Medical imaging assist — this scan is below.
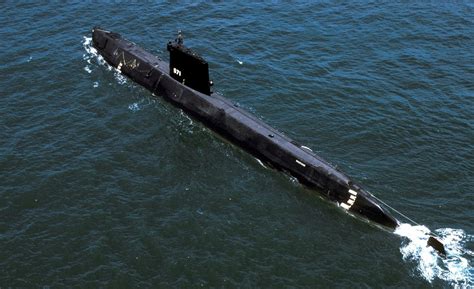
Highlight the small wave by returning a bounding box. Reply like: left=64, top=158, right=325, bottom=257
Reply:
left=128, top=102, right=141, bottom=112
left=176, top=110, right=196, bottom=134
left=395, top=223, right=473, bottom=287
left=127, top=98, right=157, bottom=112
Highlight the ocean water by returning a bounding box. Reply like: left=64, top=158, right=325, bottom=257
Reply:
left=1, top=1, right=473, bottom=288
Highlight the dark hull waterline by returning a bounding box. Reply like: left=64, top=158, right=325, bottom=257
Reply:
left=91, top=27, right=446, bottom=255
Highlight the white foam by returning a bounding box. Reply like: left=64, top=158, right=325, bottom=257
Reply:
left=288, top=175, right=298, bottom=185
left=82, top=36, right=126, bottom=84
left=82, top=36, right=102, bottom=65
left=113, top=69, right=128, bottom=85
left=255, top=158, right=267, bottom=168
left=395, top=223, right=473, bottom=287
left=128, top=102, right=140, bottom=112
left=179, top=110, right=194, bottom=124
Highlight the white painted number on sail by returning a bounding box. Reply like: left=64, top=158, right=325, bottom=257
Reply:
left=173, top=67, right=182, bottom=76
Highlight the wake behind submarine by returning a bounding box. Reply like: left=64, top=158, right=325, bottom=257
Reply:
left=91, top=27, right=446, bottom=256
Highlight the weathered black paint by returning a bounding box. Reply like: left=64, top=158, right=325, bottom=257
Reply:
left=92, top=27, right=399, bottom=230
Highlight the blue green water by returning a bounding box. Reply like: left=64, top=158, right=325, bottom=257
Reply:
left=1, top=1, right=473, bottom=288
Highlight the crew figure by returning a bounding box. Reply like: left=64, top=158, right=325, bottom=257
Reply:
left=176, top=30, right=184, bottom=45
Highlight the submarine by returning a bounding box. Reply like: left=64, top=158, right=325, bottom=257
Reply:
left=91, top=27, right=446, bottom=255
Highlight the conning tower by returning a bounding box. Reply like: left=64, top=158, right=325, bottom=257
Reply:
left=167, top=31, right=213, bottom=95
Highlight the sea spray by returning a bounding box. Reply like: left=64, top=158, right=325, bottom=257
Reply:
left=82, top=36, right=127, bottom=85
left=395, top=223, right=473, bottom=287
left=83, top=35, right=159, bottom=114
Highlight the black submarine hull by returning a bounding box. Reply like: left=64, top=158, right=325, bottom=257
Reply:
left=91, top=27, right=399, bottom=230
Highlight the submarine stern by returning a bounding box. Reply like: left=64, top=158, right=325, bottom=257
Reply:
left=340, top=188, right=399, bottom=230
